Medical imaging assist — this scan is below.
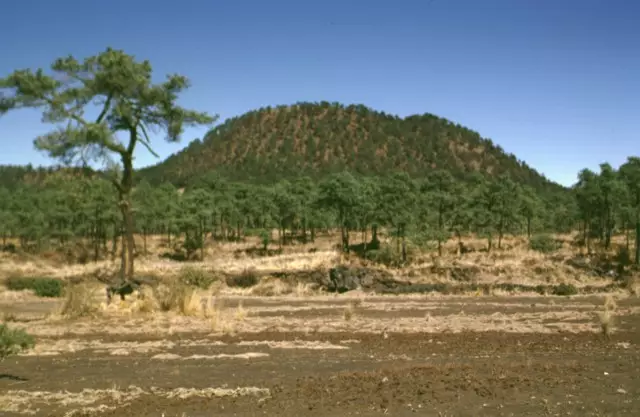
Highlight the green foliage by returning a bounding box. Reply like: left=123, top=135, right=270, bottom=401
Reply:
left=0, top=323, right=35, bottom=360
left=5, top=276, right=65, bottom=297
left=178, top=267, right=218, bottom=289
left=529, top=234, right=561, bottom=254
left=260, top=229, right=271, bottom=251
left=0, top=47, right=217, bottom=281
left=552, top=283, right=578, bottom=296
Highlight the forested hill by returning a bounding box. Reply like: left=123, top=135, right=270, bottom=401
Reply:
left=0, top=165, right=95, bottom=190
left=138, top=102, right=565, bottom=193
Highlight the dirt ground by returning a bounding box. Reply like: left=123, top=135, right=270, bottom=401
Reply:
left=1, top=294, right=639, bottom=417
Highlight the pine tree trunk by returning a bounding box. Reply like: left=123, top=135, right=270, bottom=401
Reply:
left=111, top=222, right=118, bottom=260
left=401, top=227, right=407, bottom=263
left=200, top=221, right=205, bottom=260
left=118, top=198, right=135, bottom=283
left=118, top=154, right=136, bottom=284
left=635, top=219, right=640, bottom=265
left=625, top=223, right=630, bottom=252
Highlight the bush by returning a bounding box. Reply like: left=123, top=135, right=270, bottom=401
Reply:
left=153, top=280, right=195, bottom=313
left=58, top=283, right=100, bottom=318
left=260, top=230, right=271, bottom=251
left=5, top=276, right=65, bottom=297
left=365, top=243, right=416, bottom=267
left=226, top=268, right=260, bottom=288
left=552, top=283, right=578, bottom=296
left=183, top=233, right=204, bottom=259
left=178, top=267, right=218, bottom=289
left=529, top=234, right=561, bottom=254
left=0, top=323, right=35, bottom=360
left=615, top=246, right=632, bottom=266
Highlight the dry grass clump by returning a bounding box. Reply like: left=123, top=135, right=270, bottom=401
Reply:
left=226, top=268, right=260, bottom=288
left=56, top=283, right=101, bottom=319
left=343, top=300, right=358, bottom=321
left=626, top=276, right=640, bottom=296
left=177, top=266, right=219, bottom=289
left=234, top=301, right=247, bottom=321
left=152, top=280, right=208, bottom=316
left=597, top=295, right=617, bottom=337
left=250, top=277, right=317, bottom=297
left=251, top=277, right=293, bottom=296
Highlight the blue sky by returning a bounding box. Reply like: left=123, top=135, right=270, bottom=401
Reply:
left=0, top=0, right=637, bottom=186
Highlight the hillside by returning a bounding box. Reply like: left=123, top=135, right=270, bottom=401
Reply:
left=138, top=102, right=564, bottom=194
left=0, top=164, right=95, bottom=189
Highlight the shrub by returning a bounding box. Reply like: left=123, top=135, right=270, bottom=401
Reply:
left=5, top=276, right=65, bottom=297
left=260, top=230, right=271, bottom=252
left=58, top=283, right=100, bottom=318
left=183, top=233, right=204, bottom=259
left=552, top=283, right=578, bottom=296
left=226, top=268, right=260, bottom=288
left=365, top=243, right=416, bottom=267
left=615, top=246, right=632, bottom=266
left=0, top=323, right=35, bottom=360
left=178, top=267, right=217, bottom=289
left=529, top=234, right=561, bottom=253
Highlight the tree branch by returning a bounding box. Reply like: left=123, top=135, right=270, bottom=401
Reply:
left=138, top=122, right=160, bottom=158
left=96, top=93, right=113, bottom=123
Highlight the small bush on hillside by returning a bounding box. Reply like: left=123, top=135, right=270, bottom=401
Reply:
left=529, top=234, right=561, bottom=253
left=178, top=267, right=218, bottom=289
left=226, top=268, right=260, bottom=288
left=552, top=283, right=578, bottom=296
left=5, top=276, right=65, bottom=297
left=0, top=323, right=35, bottom=360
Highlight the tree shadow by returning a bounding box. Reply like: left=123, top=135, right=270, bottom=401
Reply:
left=0, top=373, right=28, bottom=381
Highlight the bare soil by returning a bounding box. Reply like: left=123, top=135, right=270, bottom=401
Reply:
left=1, top=295, right=639, bottom=417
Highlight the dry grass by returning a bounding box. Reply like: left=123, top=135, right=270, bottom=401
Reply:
left=250, top=277, right=317, bottom=297
left=343, top=300, right=357, bottom=321
left=597, top=295, right=618, bottom=337
left=0, top=385, right=270, bottom=416
left=55, top=283, right=102, bottom=319
left=0, top=231, right=627, bottom=298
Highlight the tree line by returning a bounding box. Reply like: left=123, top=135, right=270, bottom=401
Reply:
left=2, top=160, right=640, bottom=267
left=0, top=168, right=570, bottom=259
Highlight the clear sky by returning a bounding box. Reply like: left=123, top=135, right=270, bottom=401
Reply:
left=0, top=0, right=637, bottom=186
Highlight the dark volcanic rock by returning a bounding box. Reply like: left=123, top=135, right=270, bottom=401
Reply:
left=327, top=265, right=404, bottom=293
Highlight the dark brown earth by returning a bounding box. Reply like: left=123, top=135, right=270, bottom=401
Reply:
left=1, top=296, right=639, bottom=417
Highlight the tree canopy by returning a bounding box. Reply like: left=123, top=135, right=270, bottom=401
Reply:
left=0, top=47, right=216, bottom=285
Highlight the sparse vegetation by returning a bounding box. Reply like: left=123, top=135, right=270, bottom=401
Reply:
left=153, top=280, right=195, bottom=314
left=178, top=267, right=218, bottom=290
left=551, top=283, right=578, bottom=297
left=597, top=296, right=617, bottom=338
left=4, top=276, right=65, bottom=297
left=0, top=323, right=35, bottom=360
left=226, top=268, right=260, bottom=288
left=529, top=234, right=561, bottom=254
left=57, top=283, right=101, bottom=318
